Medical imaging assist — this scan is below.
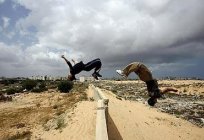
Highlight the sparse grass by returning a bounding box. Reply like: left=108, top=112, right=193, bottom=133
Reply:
left=36, top=103, right=41, bottom=108
left=6, top=130, right=32, bottom=140
left=89, top=97, right=94, bottom=101
left=10, top=123, right=26, bottom=129
left=0, top=82, right=89, bottom=139
left=111, top=89, right=117, bottom=94
left=56, top=110, right=64, bottom=116
left=6, top=88, right=16, bottom=95
left=55, top=118, right=66, bottom=130
left=79, top=93, right=88, bottom=101
left=53, top=104, right=58, bottom=109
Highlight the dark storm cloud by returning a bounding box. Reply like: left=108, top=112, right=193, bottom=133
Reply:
left=102, top=41, right=204, bottom=68
left=63, top=0, right=204, bottom=68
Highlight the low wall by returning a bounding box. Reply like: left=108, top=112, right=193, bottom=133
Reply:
left=96, top=100, right=109, bottom=140
left=90, top=85, right=109, bottom=140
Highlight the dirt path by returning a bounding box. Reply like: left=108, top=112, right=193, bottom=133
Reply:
left=104, top=90, right=204, bottom=140
left=30, top=87, right=96, bottom=140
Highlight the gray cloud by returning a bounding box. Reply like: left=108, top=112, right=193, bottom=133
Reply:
left=0, top=0, right=204, bottom=78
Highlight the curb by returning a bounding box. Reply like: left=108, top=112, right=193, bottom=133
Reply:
left=90, top=85, right=109, bottom=140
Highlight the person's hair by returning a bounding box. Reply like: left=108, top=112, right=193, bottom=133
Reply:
left=68, top=74, right=75, bottom=81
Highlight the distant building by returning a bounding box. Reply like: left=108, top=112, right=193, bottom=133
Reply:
left=29, top=76, right=67, bottom=81
left=79, top=76, right=95, bottom=82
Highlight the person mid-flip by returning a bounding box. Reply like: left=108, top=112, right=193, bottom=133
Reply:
left=61, top=55, right=102, bottom=81
left=116, top=62, right=178, bottom=106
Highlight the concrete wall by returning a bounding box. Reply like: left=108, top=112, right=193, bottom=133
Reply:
left=96, top=100, right=109, bottom=140
left=90, top=85, right=109, bottom=140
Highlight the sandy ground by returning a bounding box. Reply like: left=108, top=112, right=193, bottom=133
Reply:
left=1, top=80, right=203, bottom=140
left=0, top=84, right=96, bottom=140
left=103, top=90, right=204, bottom=140
left=32, top=101, right=96, bottom=140
left=31, top=86, right=97, bottom=140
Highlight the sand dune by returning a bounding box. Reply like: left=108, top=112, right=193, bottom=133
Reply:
left=104, top=90, right=204, bottom=140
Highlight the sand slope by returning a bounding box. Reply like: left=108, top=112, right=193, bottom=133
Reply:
left=104, top=90, right=204, bottom=140
left=37, top=86, right=203, bottom=140
left=17, top=82, right=203, bottom=140
left=33, top=101, right=96, bottom=140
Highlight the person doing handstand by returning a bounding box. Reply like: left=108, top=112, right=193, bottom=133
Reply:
left=116, top=62, right=178, bottom=106
left=61, top=55, right=102, bottom=81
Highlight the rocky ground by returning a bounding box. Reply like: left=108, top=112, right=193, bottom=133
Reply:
left=93, top=80, right=204, bottom=127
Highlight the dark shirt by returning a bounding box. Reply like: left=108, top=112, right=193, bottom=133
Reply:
left=70, top=61, right=85, bottom=75
left=146, top=79, right=159, bottom=92
left=146, top=79, right=161, bottom=97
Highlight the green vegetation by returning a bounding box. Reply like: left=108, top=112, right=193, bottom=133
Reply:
left=6, top=86, right=23, bottom=95
left=6, top=88, right=16, bottom=95
left=7, top=131, right=32, bottom=140
left=58, top=81, right=73, bottom=93
left=55, top=117, right=66, bottom=130
left=32, top=81, right=48, bottom=93
left=1, top=79, right=18, bottom=86
left=22, top=79, right=37, bottom=91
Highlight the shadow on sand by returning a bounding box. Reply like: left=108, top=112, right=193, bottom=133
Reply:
left=107, top=113, right=123, bottom=140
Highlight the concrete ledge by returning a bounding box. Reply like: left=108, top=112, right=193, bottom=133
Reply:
left=89, top=85, right=101, bottom=101
left=96, top=100, right=109, bottom=140
left=96, top=87, right=109, bottom=105
left=90, top=85, right=109, bottom=140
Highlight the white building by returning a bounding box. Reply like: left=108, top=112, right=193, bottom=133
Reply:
left=79, top=76, right=95, bottom=82
left=29, top=76, right=67, bottom=81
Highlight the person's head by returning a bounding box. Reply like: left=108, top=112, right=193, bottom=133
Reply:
left=68, top=74, right=74, bottom=81
left=147, top=97, right=157, bottom=106
left=68, top=74, right=75, bottom=81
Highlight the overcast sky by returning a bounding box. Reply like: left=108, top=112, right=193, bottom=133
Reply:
left=0, top=0, right=204, bottom=79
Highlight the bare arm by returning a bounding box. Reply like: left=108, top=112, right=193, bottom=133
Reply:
left=160, top=87, right=178, bottom=94
left=61, top=55, right=73, bottom=71
left=71, top=59, right=76, bottom=65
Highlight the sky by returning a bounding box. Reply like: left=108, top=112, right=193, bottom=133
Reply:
left=0, top=0, right=204, bottom=79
